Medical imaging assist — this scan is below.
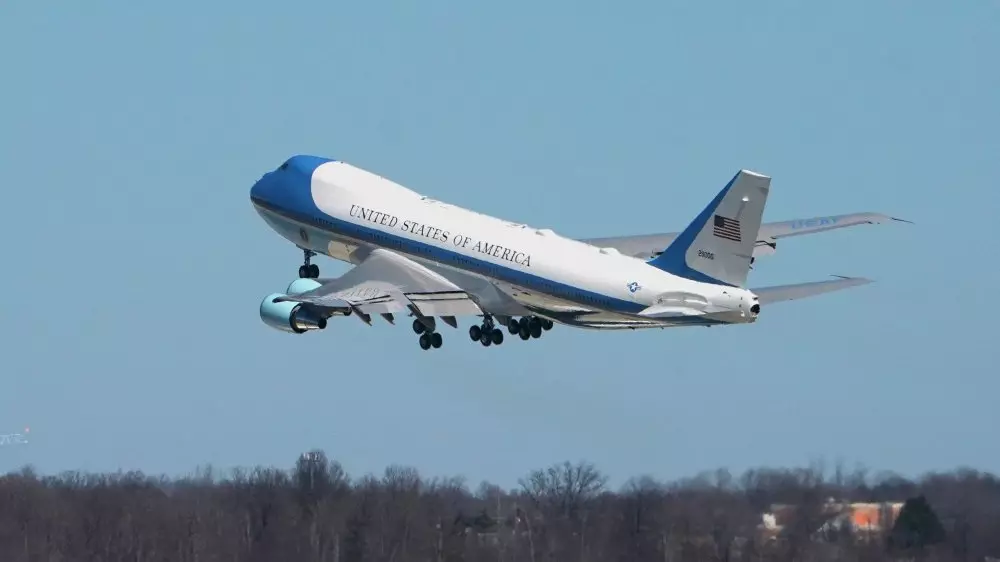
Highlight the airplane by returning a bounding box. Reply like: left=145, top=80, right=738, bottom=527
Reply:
left=250, top=155, right=908, bottom=350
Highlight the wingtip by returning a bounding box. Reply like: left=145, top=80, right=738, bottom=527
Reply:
left=830, top=275, right=875, bottom=284
left=865, top=213, right=913, bottom=225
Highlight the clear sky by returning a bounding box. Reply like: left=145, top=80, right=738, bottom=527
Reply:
left=1, top=1, right=997, bottom=490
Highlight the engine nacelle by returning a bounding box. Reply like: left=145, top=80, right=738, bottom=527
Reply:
left=259, top=292, right=328, bottom=334
left=286, top=278, right=322, bottom=296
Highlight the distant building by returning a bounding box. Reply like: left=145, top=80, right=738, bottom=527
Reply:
left=758, top=499, right=904, bottom=541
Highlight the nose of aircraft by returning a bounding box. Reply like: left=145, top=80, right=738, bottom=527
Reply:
left=250, top=155, right=333, bottom=223
left=249, top=172, right=276, bottom=205
left=249, top=155, right=337, bottom=215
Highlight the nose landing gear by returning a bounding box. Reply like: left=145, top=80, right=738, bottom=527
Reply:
left=298, top=249, right=320, bottom=279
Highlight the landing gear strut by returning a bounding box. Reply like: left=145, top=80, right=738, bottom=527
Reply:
left=469, top=314, right=504, bottom=347
left=413, top=318, right=443, bottom=350
left=298, top=249, right=320, bottom=279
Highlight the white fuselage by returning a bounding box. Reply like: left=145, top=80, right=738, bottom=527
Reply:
left=252, top=160, right=755, bottom=329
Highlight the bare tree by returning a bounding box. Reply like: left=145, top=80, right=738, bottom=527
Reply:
left=1, top=452, right=1000, bottom=562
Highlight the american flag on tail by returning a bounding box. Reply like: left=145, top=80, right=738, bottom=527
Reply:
left=713, top=214, right=741, bottom=242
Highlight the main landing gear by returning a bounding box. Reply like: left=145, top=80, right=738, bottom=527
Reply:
left=506, top=315, right=553, bottom=341
left=469, top=315, right=552, bottom=347
left=413, top=314, right=553, bottom=351
left=469, top=315, right=505, bottom=347
left=298, top=249, right=320, bottom=279
left=413, top=318, right=443, bottom=351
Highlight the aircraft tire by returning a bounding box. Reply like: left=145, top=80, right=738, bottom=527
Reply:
left=529, top=323, right=542, bottom=338
left=541, top=319, right=553, bottom=331
left=519, top=327, right=531, bottom=340
left=308, top=264, right=319, bottom=278
left=507, top=319, right=520, bottom=334
left=431, top=332, right=442, bottom=348
left=491, top=329, right=503, bottom=345
left=469, top=325, right=481, bottom=341
left=419, top=333, right=431, bottom=350
left=413, top=319, right=425, bottom=334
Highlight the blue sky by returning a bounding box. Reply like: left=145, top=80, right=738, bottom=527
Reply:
left=1, top=1, right=997, bottom=489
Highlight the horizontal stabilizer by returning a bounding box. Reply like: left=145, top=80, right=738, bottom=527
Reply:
left=752, top=275, right=873, bottom=305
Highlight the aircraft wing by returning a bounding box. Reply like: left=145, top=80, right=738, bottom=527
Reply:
left=579, top=212, right=909, bottom=260
left=751, top=275, right=873, bottom=305
left=274, top=248, right=484, bottom=321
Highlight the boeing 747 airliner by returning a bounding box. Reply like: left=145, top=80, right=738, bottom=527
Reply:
left=250, top=155, right=907, bottom=350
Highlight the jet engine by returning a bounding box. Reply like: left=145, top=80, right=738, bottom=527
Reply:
left=285, top=277, right=322, bottom=296
left=260, top=293, right=328, bottom=333
left=258, top=278, right=328, bottom=334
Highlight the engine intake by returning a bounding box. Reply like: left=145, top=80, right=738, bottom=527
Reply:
left=259, top=293, right=328, bottom=333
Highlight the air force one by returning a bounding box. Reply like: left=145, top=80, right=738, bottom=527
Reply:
left=250, top=155, right=908, bottom=350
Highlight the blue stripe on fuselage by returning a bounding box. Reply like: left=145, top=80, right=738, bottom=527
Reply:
left=251, top=156, right=680, bottom=318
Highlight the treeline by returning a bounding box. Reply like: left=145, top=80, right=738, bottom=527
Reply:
left=1, top=452, right=999, bottom=562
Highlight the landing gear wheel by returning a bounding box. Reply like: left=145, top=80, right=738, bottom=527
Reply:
left=413, top=319, right=426, bottom=334
left=519, top=326, right=531, bottom=340
left=541, top=319, right=553, bottom=331
left=469, top=325, right=482, bottom=341
left=491, top=328, right=504, bottom=345
left=480, top=332, right=492, bottom=346
left=430, top=332, right=442, bottom=348
left=298, top=265, right=310, bottom=278
left=528, top=317, right=543, bottom=338
left=308, top=263, right=319, bottom=278
left=508, top=318, right=520, bottom=334
left=419, top=333, right=431, bottom=350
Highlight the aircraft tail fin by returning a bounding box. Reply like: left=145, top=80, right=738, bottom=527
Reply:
left=647, top=169, right=771, bottom=287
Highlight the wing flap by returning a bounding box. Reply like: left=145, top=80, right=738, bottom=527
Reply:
left=404, top=292, right=484, bottom=316
left=751, top=275, right=873, bottom=305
